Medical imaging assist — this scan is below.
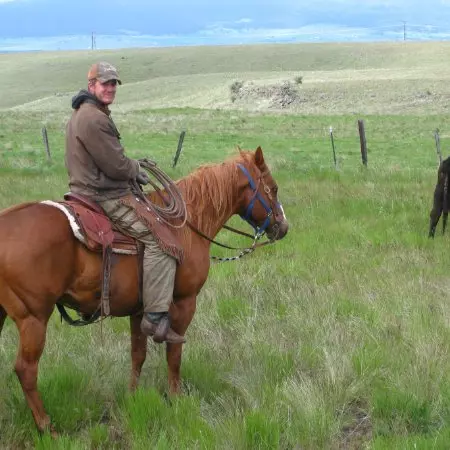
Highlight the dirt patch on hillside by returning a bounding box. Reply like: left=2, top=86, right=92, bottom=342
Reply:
left=230, top=80, right=303, bottom=109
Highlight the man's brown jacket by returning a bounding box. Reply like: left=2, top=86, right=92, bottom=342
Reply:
left=65, top=90, right=139, bottom=201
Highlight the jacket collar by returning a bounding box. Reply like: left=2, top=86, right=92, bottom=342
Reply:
left=71, top=89, right=111, bottom=115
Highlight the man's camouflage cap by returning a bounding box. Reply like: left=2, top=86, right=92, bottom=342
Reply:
left=88, top=61, right=122, bottom=84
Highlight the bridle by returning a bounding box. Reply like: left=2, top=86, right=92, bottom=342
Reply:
left=237, top=163, right=282, bottom=238
left=187, top=163, right=284, bottom=262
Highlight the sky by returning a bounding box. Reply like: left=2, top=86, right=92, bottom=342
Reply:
left=2, top=0, right=450, bottom=51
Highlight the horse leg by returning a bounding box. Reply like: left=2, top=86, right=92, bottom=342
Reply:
left=129, top=313, right=147, bottom=391
left=166, top=297, right=196, bottom=394
left=166, top=342, right=184, bottom=394
left=429, top=190, right=443, bottom=238
left=0, top=306, right=6, bottom=336
left=14, top=314, right=55, bottom=435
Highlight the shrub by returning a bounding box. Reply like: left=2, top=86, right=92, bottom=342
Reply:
left=230, top=81, right=244, bottom=97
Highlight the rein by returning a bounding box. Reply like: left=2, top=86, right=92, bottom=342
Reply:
left=210, top=232, right=267, bottom=262
left=186, top=220, right=272, bottom=251
left=188, top=220, right=272, bottom=263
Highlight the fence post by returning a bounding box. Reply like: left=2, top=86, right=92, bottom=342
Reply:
left=329, top=126, right=338, bottom=169
left=358, top=119, right=368, bottom=167
left=41, top=127, right=51, bottom=161
left=173, top=130, right=186, bottom=168
left=434, top=128, right=442, bottom=165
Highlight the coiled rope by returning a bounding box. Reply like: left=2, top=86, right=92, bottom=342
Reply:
left=132, top=158, right=187, bottom=229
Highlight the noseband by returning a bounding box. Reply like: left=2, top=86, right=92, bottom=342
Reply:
left=237, top=163, right=281, bottom=236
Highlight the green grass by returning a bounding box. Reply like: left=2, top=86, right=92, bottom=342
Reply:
left=1, top=41, right=450, bottom=449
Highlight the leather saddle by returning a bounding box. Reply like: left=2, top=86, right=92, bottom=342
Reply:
left=62, top=192, right=137, bottom=253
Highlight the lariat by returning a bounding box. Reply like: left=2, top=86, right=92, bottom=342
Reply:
left=130, top=158, right=187, bottom=229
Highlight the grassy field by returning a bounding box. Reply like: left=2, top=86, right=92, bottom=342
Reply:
left=1, top=41, right=450, bottom=449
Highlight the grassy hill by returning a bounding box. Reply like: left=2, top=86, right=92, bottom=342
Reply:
left=2, top=41, right=450, bottom=113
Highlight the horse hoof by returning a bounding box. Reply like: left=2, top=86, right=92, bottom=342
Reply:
left=39, top=421, right=58, bottom=439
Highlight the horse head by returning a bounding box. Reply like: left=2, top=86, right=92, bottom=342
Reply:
left=429, top=156, right=450, bottom=238
left=237, top=146, right=288, bottom=241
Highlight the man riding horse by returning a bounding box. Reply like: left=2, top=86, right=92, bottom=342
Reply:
left=65, top=61, right=185, bottom=344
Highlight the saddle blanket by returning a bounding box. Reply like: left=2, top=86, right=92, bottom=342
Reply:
left=40, top=200, right=137, bottom=255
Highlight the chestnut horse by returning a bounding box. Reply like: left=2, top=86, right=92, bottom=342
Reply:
left=0, top=147, right=288, bottom=434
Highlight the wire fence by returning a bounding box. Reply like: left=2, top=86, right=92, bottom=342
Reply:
left=1, top=120, right=448, bottom=172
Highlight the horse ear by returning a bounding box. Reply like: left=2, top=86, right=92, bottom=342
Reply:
left=255, top=146, right=264, bottom=165
left=236, top=145, right=242, bottom=154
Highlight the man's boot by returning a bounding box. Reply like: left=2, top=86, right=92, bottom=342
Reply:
left=140, top=312, right=186, bottom=344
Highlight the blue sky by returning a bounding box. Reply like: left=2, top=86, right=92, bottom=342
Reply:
left=2, top=0, right=450, bottom=51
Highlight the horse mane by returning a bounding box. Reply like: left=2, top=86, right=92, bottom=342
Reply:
left=176, top=151, right=254, bottom=234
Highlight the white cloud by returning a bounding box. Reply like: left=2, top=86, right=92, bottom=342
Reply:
left=235, top=18, right=252, bottom=24
left=118, top=29, right=142, bottom=35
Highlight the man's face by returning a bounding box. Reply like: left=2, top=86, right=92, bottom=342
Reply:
left=89, top=79, right=117, bottom=105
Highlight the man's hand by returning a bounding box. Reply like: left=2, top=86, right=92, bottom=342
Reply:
left=136, top=171, right=150, bottom=185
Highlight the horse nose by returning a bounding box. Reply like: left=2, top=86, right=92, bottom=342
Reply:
left=268, top=219, right=288, bottom=241
left=277, top=219, right=289, bottom=239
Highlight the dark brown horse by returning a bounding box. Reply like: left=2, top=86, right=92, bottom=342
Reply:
left=429, top=156, right=450, bottom=237
left=0, top=147, right=288, bottom=434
